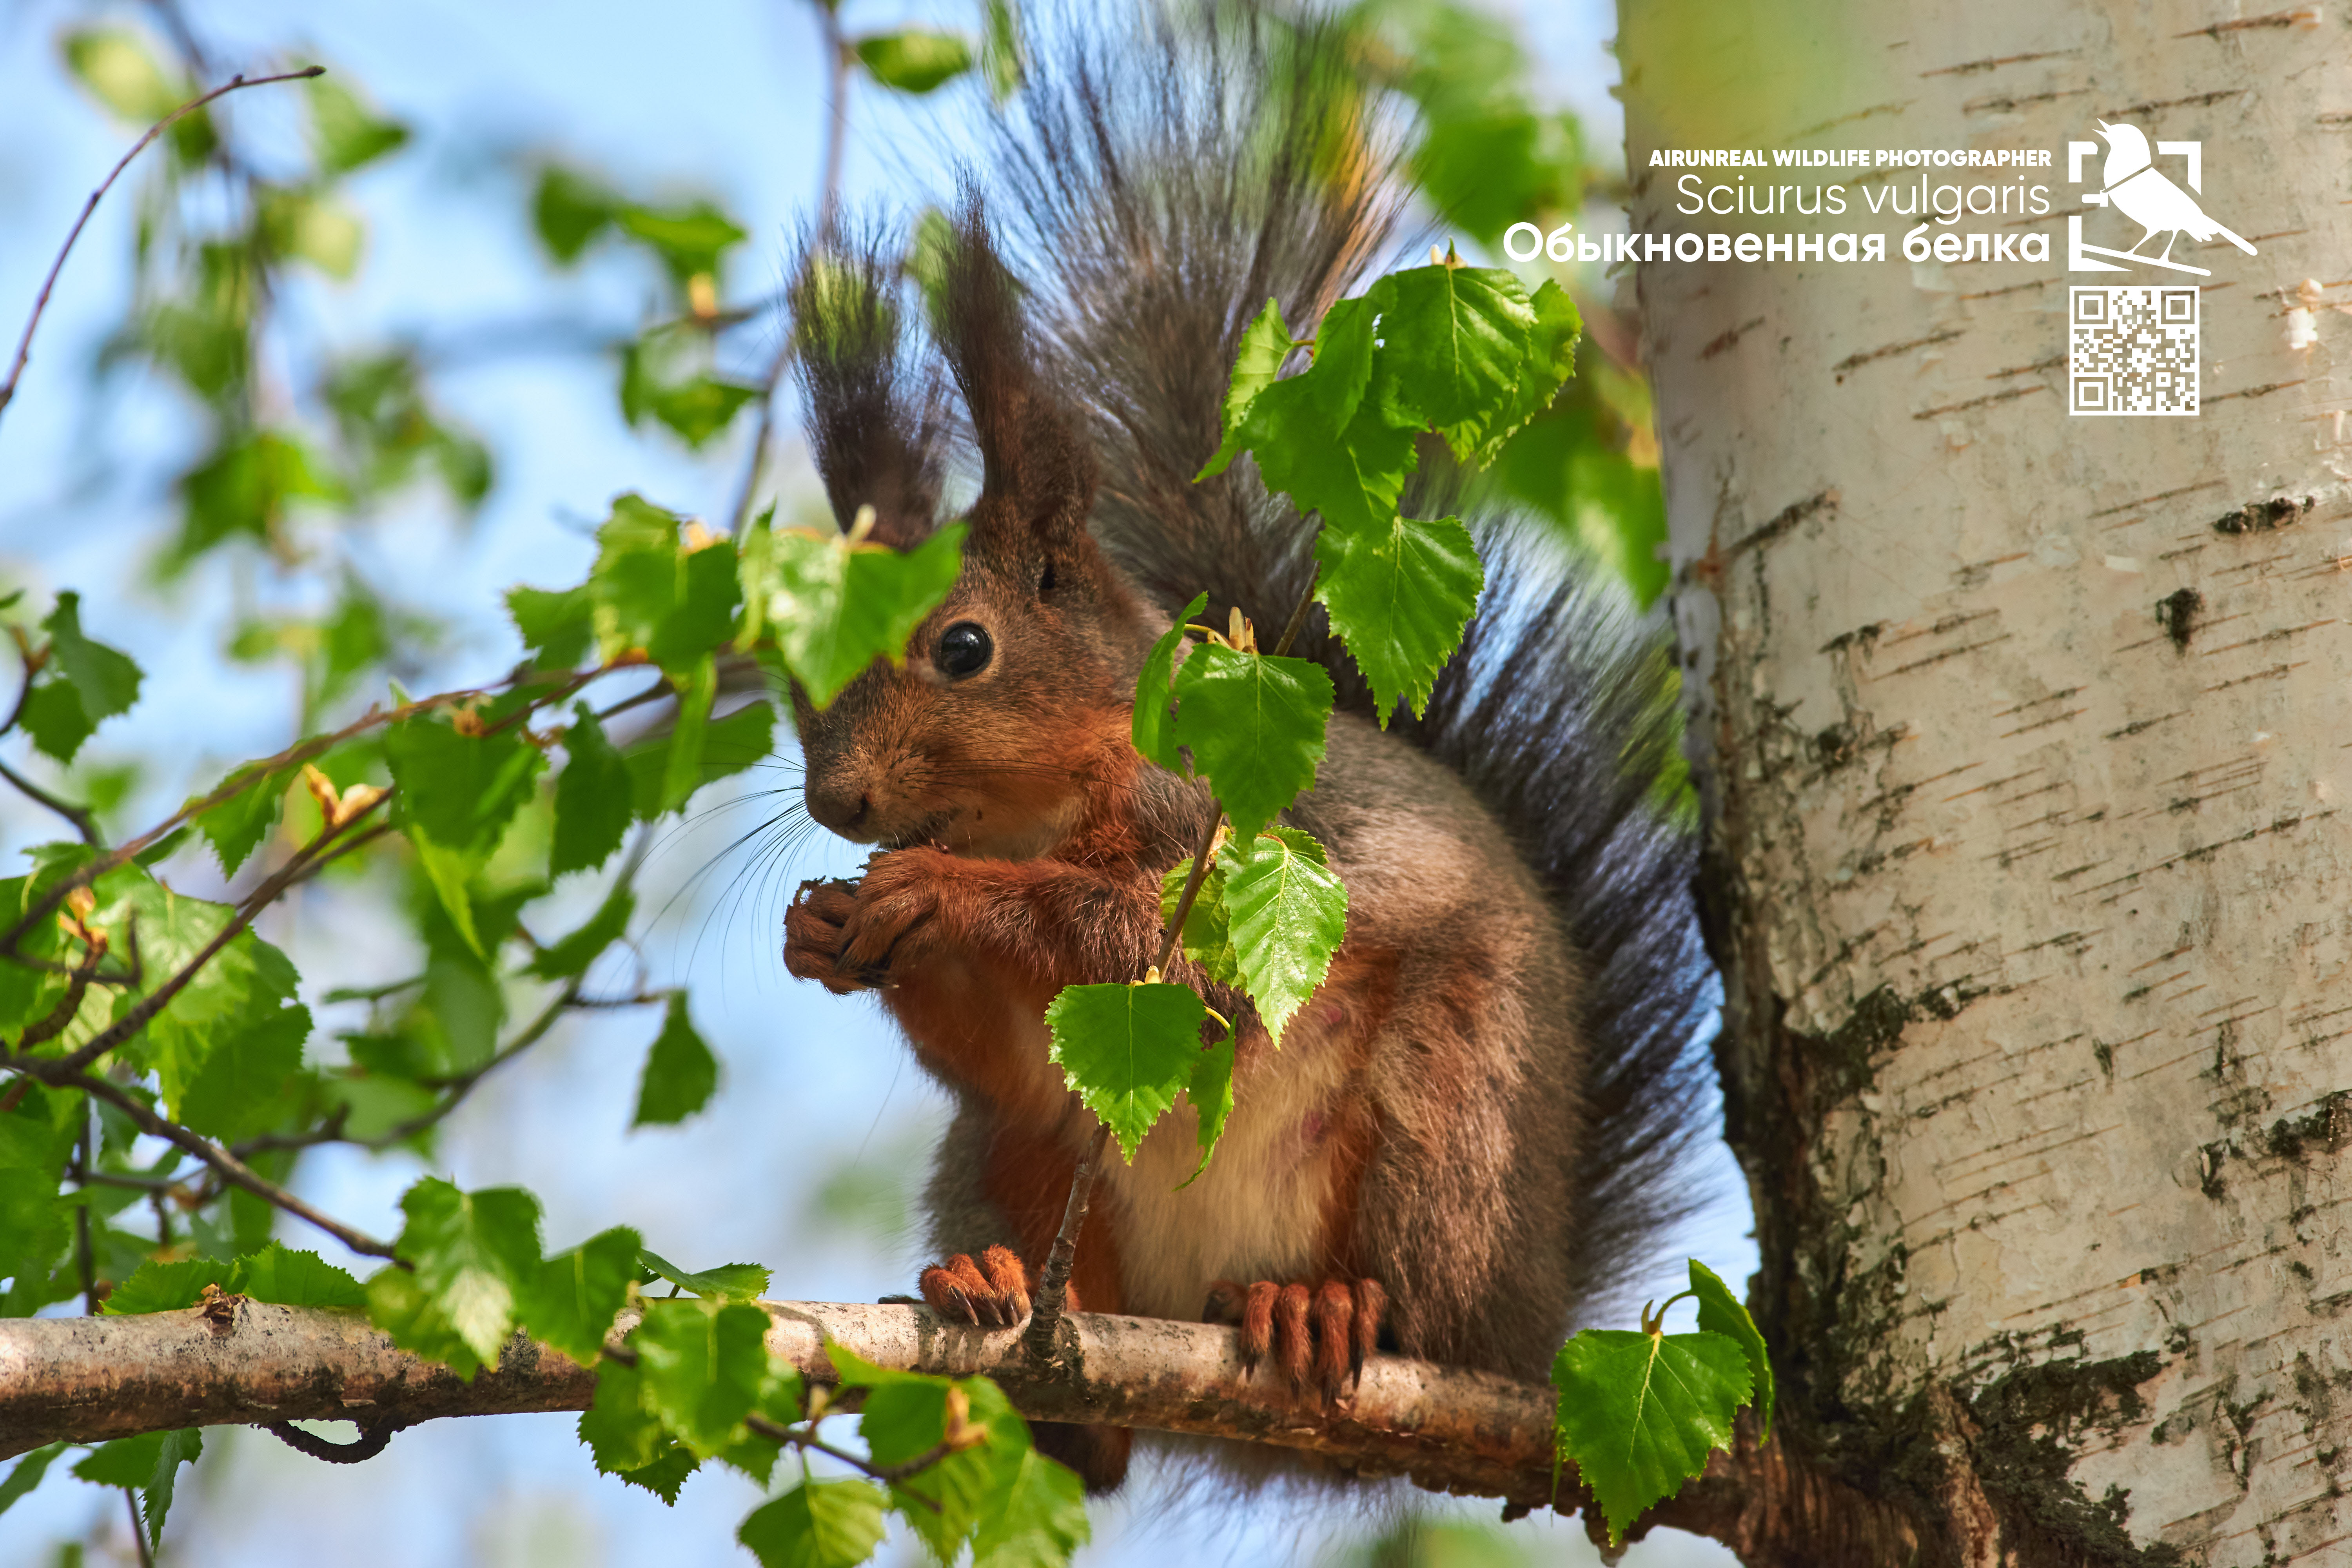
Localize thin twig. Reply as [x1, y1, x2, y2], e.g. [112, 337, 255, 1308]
[1024, 1121, 1113, 1359]
[18, 931, 109, 1051]
[740, 1412, 950, 1508]
[230, 979, 584, 1158]
[0, 660, 636, 969]
[725, 0, 853, 535]
[0, 757, 102, 846]
[44, 1069, 395, 1259]
[0, 66, 325, 426]
[126, 1489, 152, 1568]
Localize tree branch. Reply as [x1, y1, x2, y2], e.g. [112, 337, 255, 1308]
[0, 757, 102, 846]
[0, 1299, 1918, 1563]
[0, 66, 325, 427]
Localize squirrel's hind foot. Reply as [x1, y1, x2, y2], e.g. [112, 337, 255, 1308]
[918, 1245, 1032, 1328]
[1203, 1277, 1387, 1403]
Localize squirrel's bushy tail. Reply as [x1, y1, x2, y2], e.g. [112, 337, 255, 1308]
[987, 2, 1715, 1317]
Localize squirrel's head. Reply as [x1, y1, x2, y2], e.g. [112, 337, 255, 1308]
[788, 203, 1157, 858]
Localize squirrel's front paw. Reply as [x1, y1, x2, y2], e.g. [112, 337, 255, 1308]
[784, 877, 871, 994]
[830, 847, 954, 983]
[1204, 1276, 1387, 1402]
[919, 1245, 1032, 1327]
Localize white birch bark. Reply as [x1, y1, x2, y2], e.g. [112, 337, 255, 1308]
[1619, 1, 2351, 1560]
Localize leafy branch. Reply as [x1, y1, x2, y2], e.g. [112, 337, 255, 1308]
[0, 65, 326, 425]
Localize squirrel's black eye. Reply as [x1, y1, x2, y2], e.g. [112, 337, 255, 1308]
[935, 621, 993, 679]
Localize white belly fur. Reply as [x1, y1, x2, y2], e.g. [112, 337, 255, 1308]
[1096, 1013, 1354, 1320]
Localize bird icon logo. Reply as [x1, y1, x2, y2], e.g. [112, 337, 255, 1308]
[2069, 123, 2256, 276]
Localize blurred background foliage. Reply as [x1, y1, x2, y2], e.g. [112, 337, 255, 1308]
[0, 0, 1722, 1562]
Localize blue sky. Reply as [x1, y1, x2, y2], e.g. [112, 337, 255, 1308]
[0, 1, 1743, 1563]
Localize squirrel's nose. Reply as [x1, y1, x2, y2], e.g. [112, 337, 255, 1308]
[806, 780, 872, 837]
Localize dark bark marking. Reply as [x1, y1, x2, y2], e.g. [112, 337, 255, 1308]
[2156, 588, 2202, 651]
[2213, 495, 2316, 535]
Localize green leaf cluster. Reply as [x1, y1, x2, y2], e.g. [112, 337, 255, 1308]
[365, 1178, 641, 1377]
[1551, 1261, 1775, 1545]
[18, 593, 143, 766]
[1200, 266, 1577, 722]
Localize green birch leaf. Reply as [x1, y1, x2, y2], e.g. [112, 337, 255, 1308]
[386, 1178, 543, 1371]
[514, 1226, 641, 1365]
[1225, 302, 1416, 537]
[18, 679, 95, 764]
[410, 833, 490, 960]
[1046, 982, 1214, 1162]
[0, 1443, 66, 1519]
[733, 505, 779, 650]
[618, 1443, 700, 1503]
[192, 762, 290, 876]
[531, 879, 633, 980]
[855, 1367, 1065, 1565]
[66, 865, 313, 1141]
[616, 201, 747, 285]
[1168, 643, 1332, 844]
[72, 1431, 165, 1487]
[1367, 263, 1536, 456]
[624, 699, 773, 819]
[1689, 1259, 1774, 1441]
[739, 1479, 890, 1568]
[1493, 278, 1581, 457]
[1131, 592, 1207, 771]
[73, 1428, 201, 1548]
[1181, 1033, 1235, 1188]
[980, 0, 1025, 101]
[367, 1264, 484, 1379]
[852, 29, 974, 94]
[104, 1255, 234, 1314]
[232, 1243, 367, 1308]
[768, 523, 964, 708]
[1312, 510, 1483, 723]
[533, 165, 617, 263]
[140, 1426, 201, 1547]
[657, 656, 717, 814]
[1219, 826, 1348, 1043]
[44, 591, 143, 722]
[1195, 299, 1298, 481]
[1551, 1327, 1751, 1547]
[307, 76, 408, 174]
[579, 1359, 701, 1500]
[1158, 856, 1240, 989]
[61, 28, 181, 122]
[633, 993, 719, 1126]
[631, 1296, 772, 1457]
[972, 1445, 1089, 1568]
[508, 584, 596, 670]
[647, 544, 742, 673]
[385, 715, 545, 851]
[639, 1249, 770, 1302]
[551, 704, 633, 877]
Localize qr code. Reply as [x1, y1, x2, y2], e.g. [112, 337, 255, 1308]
[2071, 287, 2199, 416]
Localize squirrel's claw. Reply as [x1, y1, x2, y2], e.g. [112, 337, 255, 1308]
[919, 1245, 1033, 1328]
[784, 878, 872, 994]
[1205, 1276, 1386, 1404]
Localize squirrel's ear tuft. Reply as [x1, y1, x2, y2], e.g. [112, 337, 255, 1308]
[790, 225, 947, 549]
[933, 193, 1097, 554]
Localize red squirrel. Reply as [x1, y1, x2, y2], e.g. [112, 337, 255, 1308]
[781, 8, 1705, 1493]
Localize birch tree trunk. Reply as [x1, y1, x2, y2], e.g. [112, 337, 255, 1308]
[1620, 2, 2350, 1562]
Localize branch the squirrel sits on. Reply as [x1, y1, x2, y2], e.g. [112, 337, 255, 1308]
[780, 3, 1708, 1494]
